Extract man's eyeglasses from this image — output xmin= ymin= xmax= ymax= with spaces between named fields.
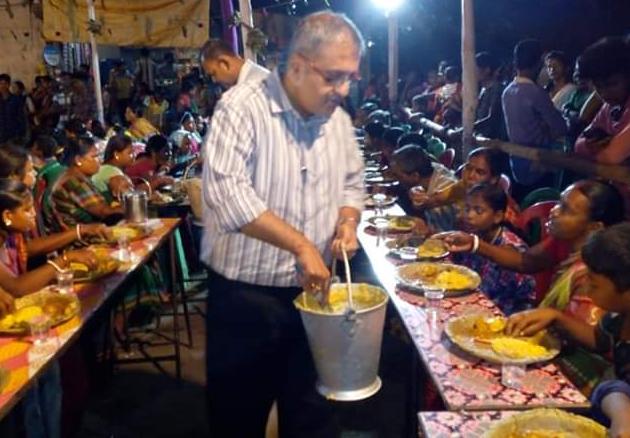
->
xmin=301 ymin=55 xmax=361 ymax=88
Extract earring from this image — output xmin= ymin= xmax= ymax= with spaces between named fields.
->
xmin=77 ymin=162 xmax=82 ymax=167
xmin=4 ymin=219 xmax=11 ymax=227
xmin=115 ymin=155 xmax=119 ymax=160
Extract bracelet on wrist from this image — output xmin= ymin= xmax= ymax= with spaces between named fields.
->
xmin=471 ymin=234 xmax=480 ymax=253
xmin=47 ymin=259 xmax=65 ymax=273
xmin=76 ymin=224 xmax=87 ymax=244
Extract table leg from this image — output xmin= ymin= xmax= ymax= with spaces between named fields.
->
xmin=169 ymin=233 xmax=182 ymax=380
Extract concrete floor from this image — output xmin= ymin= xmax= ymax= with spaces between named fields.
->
xmin=77 ymin=278 xmax=411 ymax=438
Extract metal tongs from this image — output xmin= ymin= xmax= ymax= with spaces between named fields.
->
xmin=317 ymin=244 xmax=356 ymax=314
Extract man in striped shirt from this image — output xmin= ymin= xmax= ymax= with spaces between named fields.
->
xmin=201 ymin=38 xmax=270 ymax=89
xmin=202 ymin=11 xmax=365 ymax=437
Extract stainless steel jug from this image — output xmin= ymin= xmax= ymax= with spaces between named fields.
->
xmin=123 ymin=190 xmax=148 ymax=224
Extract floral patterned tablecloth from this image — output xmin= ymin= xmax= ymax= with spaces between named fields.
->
xmin=418 ymin=410 xmax=519 ymax=438
xmin=357 ymin=207 xmax=590 ymax=411
xmin=0 ymin=218 xmax=180 ymax=418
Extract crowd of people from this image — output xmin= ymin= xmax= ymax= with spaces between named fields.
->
xmin=358 ymin=34 xmax=630 ymax=437
xmin=1 ymin=7 xmax=630 ymax=438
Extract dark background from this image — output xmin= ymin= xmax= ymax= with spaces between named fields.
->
xmin=239 ymin=0 xmax=630 ymax=76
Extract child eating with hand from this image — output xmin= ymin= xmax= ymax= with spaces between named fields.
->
xmin=451 ymin=183 xmax=534 ymax=314
xmin=505 ymin=223 xmax=630 ymax=436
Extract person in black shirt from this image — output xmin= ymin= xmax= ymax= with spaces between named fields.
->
xmin=0 ymin=74 xmax=26 ymax=143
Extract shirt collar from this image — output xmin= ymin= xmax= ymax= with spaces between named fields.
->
xmin=513 ymin=75 xmax=536 ymax=85
xmin=236 ymin=60 xmax=253 ymax=85
xmin=266 ymin=69 xmax=329 ymax=126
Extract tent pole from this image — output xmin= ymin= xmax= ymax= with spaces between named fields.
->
xmin=239 ymin=0 xmax=255 ymax=61
xmin=387 ymin=12 xmax=399 ymax=106
xmin=461 ymin=0 xmax=477 ymax=157
xmin=86 ymin=0 xmax=104 ymax=125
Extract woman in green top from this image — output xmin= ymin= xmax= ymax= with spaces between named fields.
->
xmin=91 ymin=135 xmax=134 ymax=202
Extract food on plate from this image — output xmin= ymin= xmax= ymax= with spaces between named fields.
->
xmin=397 ymin=262 xmax=480 ymax=292
xmin=483 ymin=408 xmax=606 ymax=438
xmin=416 ymin=239 xmax=447 ymax=258
xmin=472 ymin=316 xmax=507 ymax=339
xmin=0 ymin=305 xmax=42 ymax=330
xmin=111 ymin=225 xmax=144 ymax=241
xmin=151 ymin=191 xmax=174 ymax=204
xmin=387 ymin=216 xmax=415 ymax=232
xmin=433 ymin=270 xmax=471 ymax=289
xmin=0 ymin=293 xmax=79 ymax=332
xmin=70 ymin=262 xmax=89 ymax=273
xmin=490 ymin=337 xmax=549 ymax=359
xmin=508 ymin=432 xmax=568 ymax=438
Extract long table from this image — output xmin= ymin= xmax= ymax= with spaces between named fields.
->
xmin=0 ymin=218 xmax=181 ymax=419
xmin=418 ymin=410 xmax=519 ymax=438
xmin=357 ymin=206 xmax=590 ymax=414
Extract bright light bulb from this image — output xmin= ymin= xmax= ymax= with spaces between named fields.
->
xmin=371 ymin=0 xmax=404 ymax=13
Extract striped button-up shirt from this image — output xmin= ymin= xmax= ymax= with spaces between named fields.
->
xmin=201 ymin=70 xmax=365 ymax=287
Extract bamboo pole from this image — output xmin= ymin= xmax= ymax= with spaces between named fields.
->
xmin=460 ymin=0 xmax=477 ymax=158
xmin=86 ymin=0 xmax=104 ymax=125
xmin=239 ymin=0 xmax=255 ymax=61
xmin=387 ymin=12 xmax=399 ymax=106
xmin=416 ymin=116 xmax=630 ymax=185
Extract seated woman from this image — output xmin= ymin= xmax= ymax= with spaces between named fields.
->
xmin=0 ymin=179 xmax=97 ymax=438
xmin=91 ymin=134 xmax=135 ymax=202
xmin=442 ymin=180 xmax=625 ymax=394
xmin=0 ymin=144 xmax=109 ymax=249
xmin=125 ymin=134 xmax=174 ymax=188
xmin=125 ymin=105 xmax=160 ymax=141
xmin=168 ymin=112 xmax=202 ymax=158
xmin=451 ymin=183 xmax=534 ymax=315
xmin=401 ymin=146 xmax=518 ymax=231
xmin=0 ymin=179 xmax=97 ymax=296
xmin=574 ymin=37 xmax=630 ymax=164
xmin=47 ymin=136 xmax=123 ymax=232
xmin=502 ymin=224 xmax=630 ymax=436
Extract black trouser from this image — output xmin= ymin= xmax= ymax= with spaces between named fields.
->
xmin=205 ymin=271 xmax=339 ymax=438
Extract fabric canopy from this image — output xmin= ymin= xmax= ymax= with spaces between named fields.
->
xmin=43 ymin=0 xmax=209 ymax=47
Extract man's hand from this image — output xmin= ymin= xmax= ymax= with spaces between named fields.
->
xmin=296 ymin=242 xmax=330 ymax=298
xmin=0 ymin=289 xmax=14 ymax=317
xmin=505 ymin=308 xmax=560 ymax=337
xmin=331 ymin=223 xmax=359 ymax=260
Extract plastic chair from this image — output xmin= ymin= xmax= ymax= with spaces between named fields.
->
xmin=520 ymin=187 xmax=561 ymax=210
xmin=516 ymin=200 xmax=558 ymax=304
xmin=516 ymin=200 xmax=557 ymax=245
xmin=438 ymin=148 xmax=455 ymax=169
xmin=498 ymin=174 xmax=512 ymax=194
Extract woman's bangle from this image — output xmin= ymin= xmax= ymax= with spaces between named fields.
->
xmin=76 ymin=224 xmax=87 ymax=244
xmin=47 ymin=259 xmax=64 ymax=273
xmin=471 ymin=234 xmax=480 ymax=253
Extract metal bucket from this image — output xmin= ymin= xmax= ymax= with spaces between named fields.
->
xmin=294 ymin=283 xmax=388 ymax=401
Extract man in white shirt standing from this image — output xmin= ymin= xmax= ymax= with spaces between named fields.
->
xmin=201 ymin=11 xmax=365 ymax=438
xmin=200 ymin=38 xmax=270 ymax=88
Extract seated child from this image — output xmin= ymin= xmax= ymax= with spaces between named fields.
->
xmin=451 ymin=183 xmax=534 ymax=314
xmin=505 ymin=223 xmax=630 ymax=435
